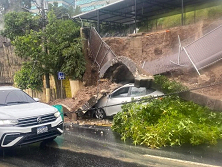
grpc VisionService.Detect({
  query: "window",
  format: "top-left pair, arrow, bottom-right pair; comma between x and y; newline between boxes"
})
0,90 -> 35,106
111,87 -> 130,98
130,87 -> 147,97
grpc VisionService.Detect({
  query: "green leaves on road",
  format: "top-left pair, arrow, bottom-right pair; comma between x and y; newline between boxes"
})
112,96 -> 222,148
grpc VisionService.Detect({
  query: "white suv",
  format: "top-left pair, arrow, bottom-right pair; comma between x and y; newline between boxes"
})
0,86 -> 63,148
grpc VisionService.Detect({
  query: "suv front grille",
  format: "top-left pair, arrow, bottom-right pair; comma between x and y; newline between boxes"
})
17,114 -> 56,127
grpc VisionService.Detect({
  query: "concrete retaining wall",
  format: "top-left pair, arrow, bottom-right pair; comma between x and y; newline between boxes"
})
0,43 -> 22,85
179,91 -> 222,112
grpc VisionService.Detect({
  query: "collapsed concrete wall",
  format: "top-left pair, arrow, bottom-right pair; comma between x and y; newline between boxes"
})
84,27 -> 153,86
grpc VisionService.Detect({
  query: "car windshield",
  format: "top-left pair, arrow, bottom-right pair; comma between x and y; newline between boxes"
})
0,90 -> 36,106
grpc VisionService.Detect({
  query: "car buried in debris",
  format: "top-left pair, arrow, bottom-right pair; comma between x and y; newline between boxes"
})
93,83 -> 164,119
0,86 -> 63,148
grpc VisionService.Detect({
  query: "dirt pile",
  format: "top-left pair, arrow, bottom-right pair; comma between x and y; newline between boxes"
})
167,61 -> 222,100
49,80 -> 121,112
103,23 -> 200,67
102,20 -> 222,100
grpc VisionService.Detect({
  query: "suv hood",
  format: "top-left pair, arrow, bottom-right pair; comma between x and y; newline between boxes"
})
0,102 -> 57,119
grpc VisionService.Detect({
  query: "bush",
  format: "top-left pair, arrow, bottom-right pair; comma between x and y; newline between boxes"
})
154,75 -> 188,94
14,63 -> 43,91
112,96 -> 222,148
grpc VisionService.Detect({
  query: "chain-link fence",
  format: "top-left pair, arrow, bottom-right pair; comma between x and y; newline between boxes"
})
89,27 -> 117,75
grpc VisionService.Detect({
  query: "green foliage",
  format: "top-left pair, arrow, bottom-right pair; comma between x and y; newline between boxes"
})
4,10 -> 85,90
61,41 -> 85,80
48,2 -> 81,18
1,12 -> 40,40
14,62 -> 43,91
154,75 -> 188,94
73,6 -> 82,16
12,30 -> 43,59
139,4 -> 222,31
112,96 -> 222,148
207,6 -> 222,19
45,12 -> 85,79
48,2 -> 69,18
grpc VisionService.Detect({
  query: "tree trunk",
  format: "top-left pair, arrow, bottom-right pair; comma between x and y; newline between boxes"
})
54,74 -> 61,99
45,73 -> 50,88
45,73 -> 51,103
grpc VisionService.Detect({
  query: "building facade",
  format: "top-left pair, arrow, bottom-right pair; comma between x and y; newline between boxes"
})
75,0 -> 119,12
31,0 -> 75,14
31,0 -> 119,14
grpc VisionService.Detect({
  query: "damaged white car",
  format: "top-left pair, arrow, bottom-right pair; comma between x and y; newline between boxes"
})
94,84 -> 164,119
0,86 -> 63,148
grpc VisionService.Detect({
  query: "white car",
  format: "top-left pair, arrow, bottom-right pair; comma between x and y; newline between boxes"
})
0,86 -> 63,148
94,84 -> 164,119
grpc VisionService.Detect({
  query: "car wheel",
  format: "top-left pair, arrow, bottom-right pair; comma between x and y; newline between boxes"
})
95,108 -> 106,119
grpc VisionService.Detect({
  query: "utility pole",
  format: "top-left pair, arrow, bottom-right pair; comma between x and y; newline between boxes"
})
134,0 -> 137,33
181,0 -> 184,26
41,0 -> 46,27
40,0 -> 51,102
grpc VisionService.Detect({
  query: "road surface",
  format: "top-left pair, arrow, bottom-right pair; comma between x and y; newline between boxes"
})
0,124 -> 221,167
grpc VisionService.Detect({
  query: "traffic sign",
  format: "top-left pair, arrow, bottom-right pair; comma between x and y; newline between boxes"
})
58,72 -> 65,80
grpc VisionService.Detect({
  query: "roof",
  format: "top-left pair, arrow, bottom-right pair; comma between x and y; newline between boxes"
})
73,0 -> 220,25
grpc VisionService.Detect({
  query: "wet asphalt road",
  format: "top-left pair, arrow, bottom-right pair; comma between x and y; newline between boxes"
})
0,124 -> 222,167
0,143 -> 143,167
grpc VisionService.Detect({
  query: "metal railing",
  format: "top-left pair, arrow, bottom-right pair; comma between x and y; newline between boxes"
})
89,27 -> 117,75
144,20 -> 222,75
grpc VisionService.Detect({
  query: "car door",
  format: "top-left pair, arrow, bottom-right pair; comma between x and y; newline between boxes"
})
105,86 -> 131,116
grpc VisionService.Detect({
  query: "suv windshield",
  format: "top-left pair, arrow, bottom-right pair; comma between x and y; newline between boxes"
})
0,90 -> 35,106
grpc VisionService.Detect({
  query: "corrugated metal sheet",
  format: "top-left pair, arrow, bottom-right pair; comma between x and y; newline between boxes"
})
144,24 -> 222,75
89,27 -> 116,74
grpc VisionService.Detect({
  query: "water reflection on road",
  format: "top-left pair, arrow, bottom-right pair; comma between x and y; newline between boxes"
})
61,124 -> 222,167
0,124 -> 222,167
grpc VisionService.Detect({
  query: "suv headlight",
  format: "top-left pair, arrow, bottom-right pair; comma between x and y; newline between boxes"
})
54,111 -> 60,118
0,119 -> 18,126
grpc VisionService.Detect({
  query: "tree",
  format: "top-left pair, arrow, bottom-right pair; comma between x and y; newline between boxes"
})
1,12 -> 41,40
73,6 -> 81,16
0,0 -> 32,14
48,2 -> 69,18
44,11 -> 85,97
2,5 -> 85,97
14,62 -> 43,91
6,11 -> 85,98
48,2 -> 80,18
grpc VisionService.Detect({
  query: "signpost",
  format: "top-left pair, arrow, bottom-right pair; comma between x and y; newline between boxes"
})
58,72 -> 65,98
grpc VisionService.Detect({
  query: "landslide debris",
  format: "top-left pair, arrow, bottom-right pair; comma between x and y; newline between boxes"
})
49,80 -> 121,113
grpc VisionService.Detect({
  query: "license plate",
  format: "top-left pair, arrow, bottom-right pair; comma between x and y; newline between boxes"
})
37,126 -> 48,134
